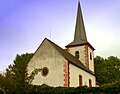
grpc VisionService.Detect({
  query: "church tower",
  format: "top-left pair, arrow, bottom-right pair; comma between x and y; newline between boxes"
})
66,1 -> 95,72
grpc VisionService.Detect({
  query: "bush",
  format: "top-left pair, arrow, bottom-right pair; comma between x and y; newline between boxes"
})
3,82 -> 120,94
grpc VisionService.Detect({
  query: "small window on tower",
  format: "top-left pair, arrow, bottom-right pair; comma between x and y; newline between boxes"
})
90,52 -> 92,60
75,51 -> 79,59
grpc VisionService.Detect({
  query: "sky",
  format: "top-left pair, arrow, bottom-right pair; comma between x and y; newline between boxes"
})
0,0 -> 120,71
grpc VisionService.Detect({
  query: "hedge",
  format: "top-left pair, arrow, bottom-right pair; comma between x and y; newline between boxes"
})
3,82 -> 120,94
24,84 -> 120,94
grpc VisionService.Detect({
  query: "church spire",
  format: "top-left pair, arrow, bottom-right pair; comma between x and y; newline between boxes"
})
74,1 -> 87,43
66,1 -> 88,47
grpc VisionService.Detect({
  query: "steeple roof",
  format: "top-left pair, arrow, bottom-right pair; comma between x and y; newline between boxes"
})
66,1 -> 88,47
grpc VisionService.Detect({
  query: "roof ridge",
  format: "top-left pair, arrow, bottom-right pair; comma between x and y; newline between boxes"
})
46,38 -> 94,75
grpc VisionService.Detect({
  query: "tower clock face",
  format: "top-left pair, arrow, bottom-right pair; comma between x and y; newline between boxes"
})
41,67 -> 49,77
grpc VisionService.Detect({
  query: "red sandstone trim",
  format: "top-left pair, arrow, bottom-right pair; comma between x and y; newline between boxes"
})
67,48 -> 70,52
84,45 -> 89,69
63,60 -> 70,87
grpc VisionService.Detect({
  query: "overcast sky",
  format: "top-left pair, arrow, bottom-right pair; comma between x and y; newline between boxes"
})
0,0 -> 120,71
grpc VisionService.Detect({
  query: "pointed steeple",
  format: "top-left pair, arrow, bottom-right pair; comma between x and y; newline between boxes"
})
66,1 -> 88,47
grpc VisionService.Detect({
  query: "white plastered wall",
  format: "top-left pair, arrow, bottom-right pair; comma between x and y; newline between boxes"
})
88,47 -> 94,72
27,39 -> 65,87
68,46 -> 85,66
69,63 -> 96,87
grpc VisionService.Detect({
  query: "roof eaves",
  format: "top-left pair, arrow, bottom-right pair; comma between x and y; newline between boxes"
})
47,38 -> 94,75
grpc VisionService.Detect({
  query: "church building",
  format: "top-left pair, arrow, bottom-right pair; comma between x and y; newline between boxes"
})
27,2 -> 96,87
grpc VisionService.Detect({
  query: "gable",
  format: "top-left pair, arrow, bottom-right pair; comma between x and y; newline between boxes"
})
28,38 -> 65,73
28,38 -> 94,76
46,38 -> 94,75
27,38 -> 66,86
34,39 -> 63,59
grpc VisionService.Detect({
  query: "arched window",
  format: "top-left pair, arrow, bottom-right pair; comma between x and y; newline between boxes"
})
79,75 -> 82,86
75,51 -> 79,59
89,79 -> 92,87
90,52 -> 92,60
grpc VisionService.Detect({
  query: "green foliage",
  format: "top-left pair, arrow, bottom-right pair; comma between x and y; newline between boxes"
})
94,56 -> 120,85
20,84 -> 120,94
28,85 -> 88,94
0,72 -> 16,93
0,74 -> 6,92
101,80 -> 120,93
13,53 -> 33,93
2,53 -> 33,94
0,88 -> 5,94
28,68 -> 42,84
12,53 -> 33,85
1,53 -> 44,94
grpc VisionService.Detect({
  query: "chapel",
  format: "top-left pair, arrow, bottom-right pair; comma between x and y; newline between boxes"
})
27,1 -> 96,87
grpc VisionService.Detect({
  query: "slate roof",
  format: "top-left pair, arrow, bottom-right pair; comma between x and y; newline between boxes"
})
46,38 -> 94,75
66,2 -> 94,50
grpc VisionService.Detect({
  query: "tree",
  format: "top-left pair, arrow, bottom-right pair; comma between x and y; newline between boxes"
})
0,74 -> 6,91
94,56 -> 107,84
0,72 -> 16,93
94,56 -> 120,85
5,53 -> 33,93
2,52 -> 44,93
